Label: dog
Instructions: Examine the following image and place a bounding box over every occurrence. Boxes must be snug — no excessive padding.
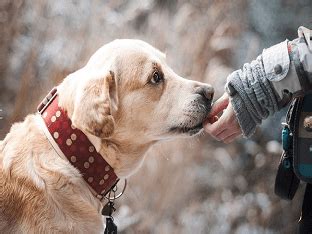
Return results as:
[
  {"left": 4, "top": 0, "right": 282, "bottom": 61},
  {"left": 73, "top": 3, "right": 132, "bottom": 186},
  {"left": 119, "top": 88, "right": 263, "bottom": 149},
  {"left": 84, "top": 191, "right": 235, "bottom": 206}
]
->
[{"left": 0, "top": 39, "right": 213, "bottom": 233}]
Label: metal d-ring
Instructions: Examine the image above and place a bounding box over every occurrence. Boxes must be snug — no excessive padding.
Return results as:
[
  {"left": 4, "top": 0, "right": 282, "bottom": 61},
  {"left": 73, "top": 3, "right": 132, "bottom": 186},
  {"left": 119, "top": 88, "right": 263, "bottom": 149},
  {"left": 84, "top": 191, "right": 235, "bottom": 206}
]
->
[{"left": 105, "top": 179, "right": 127, "bottom": 200}]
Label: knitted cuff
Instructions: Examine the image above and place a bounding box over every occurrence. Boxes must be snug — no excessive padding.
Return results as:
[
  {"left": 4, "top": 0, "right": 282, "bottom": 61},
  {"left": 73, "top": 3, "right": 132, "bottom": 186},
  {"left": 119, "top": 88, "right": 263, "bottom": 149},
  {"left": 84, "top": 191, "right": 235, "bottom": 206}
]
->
[
  {"left": 226, "top": 71, "right": 259, "bottom": 138},
  {"left": 229, "top": 93, "right": 257, "bottom": 138}
]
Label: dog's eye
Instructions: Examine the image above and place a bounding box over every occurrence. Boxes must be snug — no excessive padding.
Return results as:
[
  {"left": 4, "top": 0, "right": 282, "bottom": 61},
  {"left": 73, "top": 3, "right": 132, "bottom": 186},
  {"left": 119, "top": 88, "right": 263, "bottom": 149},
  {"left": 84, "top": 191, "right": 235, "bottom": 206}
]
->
[{"left": 151, "top": 71, "right": 163, "bottom": 84}]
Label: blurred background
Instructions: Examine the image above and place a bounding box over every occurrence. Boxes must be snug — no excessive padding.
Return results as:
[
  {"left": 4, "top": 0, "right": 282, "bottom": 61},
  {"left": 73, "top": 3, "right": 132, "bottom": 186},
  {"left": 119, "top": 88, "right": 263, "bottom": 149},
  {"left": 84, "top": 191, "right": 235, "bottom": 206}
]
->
[{"left": 1, "top": 0, "right": 311, "bottom": 233}]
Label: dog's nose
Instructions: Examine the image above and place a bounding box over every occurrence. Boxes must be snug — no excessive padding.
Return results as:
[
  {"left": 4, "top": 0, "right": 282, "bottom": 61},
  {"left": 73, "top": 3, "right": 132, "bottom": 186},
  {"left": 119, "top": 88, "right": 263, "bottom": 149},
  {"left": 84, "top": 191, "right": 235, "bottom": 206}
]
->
[{"left": 195, "top": 85, "right": 214, "bottom": 101}]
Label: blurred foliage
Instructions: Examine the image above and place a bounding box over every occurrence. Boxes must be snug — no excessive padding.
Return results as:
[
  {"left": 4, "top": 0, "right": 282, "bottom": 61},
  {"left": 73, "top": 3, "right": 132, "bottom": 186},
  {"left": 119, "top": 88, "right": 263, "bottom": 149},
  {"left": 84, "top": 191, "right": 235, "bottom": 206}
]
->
[{"left": 1, "top": 0, "right": 311, "bottom": 233}]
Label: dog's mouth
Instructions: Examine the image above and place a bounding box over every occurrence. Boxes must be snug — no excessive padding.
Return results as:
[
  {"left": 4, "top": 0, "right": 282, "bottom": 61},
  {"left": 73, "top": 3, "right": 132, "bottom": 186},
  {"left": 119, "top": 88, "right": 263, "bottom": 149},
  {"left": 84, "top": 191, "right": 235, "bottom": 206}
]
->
[
  {"left": 168, "top": 98, "right": 212, "bottom": 136},
  {"left": 169, "top": 122, "right": 204, "bottom": 136}
]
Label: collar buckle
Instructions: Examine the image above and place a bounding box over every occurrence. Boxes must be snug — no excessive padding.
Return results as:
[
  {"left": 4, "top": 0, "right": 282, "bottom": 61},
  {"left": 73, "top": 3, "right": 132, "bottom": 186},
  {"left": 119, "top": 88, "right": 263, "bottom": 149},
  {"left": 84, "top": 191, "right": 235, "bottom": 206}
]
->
[{"left": 37, "top": 87, "right": 58, "bottom": 114}]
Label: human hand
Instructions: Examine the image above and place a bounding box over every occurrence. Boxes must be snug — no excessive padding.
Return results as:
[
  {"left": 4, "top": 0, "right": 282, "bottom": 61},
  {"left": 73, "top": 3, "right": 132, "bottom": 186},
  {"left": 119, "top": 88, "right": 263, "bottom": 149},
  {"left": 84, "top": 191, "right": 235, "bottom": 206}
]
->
[{"left": 203, "top": 93, "right": 242, "bottom": 143}]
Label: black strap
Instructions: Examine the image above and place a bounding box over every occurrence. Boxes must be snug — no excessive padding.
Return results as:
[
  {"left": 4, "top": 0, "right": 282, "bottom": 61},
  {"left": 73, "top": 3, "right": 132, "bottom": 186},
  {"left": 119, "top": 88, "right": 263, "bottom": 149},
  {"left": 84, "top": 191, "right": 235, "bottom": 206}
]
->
[
  {"left": 274, "top": 98, "right": 300, "bottom": 200},
  {"left": 274, "top": 153, "right": 299, "bottom": 200},
  {"left": 299, "top": 183, "right": 312, "bottom": 234}
]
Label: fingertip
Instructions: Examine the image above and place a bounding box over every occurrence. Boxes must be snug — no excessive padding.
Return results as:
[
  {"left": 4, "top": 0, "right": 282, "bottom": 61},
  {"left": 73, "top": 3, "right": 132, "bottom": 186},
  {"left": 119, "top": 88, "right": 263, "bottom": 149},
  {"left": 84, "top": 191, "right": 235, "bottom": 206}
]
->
[
  {"left": 212, "top": 116, "right": 219, "bottom": 123},
  {"left": 208, "top": 95, "right": 229, "bottom": 117},
  {"left": 205, "top": 116, "right": 218, "bottom": 124}
]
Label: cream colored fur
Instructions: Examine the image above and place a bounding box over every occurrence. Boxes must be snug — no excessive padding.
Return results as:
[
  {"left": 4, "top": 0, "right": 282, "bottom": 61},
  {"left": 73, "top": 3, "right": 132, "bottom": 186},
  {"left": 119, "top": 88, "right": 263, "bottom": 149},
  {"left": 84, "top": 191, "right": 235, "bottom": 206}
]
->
[{"left": 0, "top": 39, "right": 213, "bottom": 233}]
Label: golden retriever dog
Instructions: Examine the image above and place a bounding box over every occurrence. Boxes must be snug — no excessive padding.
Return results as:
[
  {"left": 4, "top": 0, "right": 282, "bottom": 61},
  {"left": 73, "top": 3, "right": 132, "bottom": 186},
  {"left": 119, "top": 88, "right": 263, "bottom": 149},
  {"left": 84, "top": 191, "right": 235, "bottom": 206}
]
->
[{"left": 0, "top": 39, "right": 213, "bottom": 233}]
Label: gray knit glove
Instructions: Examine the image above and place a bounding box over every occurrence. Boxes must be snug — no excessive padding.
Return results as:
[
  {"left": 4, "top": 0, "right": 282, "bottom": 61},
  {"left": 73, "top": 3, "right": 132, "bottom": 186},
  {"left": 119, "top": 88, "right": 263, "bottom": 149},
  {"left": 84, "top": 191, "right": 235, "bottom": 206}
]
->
[{"left": 225, "top": 55, "right": 280, "bottom": 138}]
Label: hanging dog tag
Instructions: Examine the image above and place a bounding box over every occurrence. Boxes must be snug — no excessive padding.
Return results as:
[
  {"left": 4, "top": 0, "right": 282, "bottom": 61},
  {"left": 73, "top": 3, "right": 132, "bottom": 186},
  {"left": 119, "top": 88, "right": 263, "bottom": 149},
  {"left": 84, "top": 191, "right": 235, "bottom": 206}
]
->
[
  {"left": 102, "top": 201, "right": 117, "bottom": 234},
  {"left": 104, "top": 217, "right": 117, "bottom": 234},
  {"left": 102, "top": 201, "right": 116, "bottom": 216}
]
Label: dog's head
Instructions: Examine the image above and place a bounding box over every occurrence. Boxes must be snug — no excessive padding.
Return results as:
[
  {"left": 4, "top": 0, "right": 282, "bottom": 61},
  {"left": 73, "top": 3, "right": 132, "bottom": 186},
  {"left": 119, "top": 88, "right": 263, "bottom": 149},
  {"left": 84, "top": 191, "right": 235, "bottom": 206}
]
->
[{"left": 58, "top": 39, "right": 213, "bottom": 175}]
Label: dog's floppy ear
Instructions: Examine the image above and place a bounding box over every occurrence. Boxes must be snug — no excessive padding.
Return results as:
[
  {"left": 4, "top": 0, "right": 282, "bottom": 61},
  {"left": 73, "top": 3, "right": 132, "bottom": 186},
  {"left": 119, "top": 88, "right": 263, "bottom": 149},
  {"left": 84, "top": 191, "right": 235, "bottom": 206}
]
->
[{"left": 71, "top": 71, "right": 118, "bottom": 138}]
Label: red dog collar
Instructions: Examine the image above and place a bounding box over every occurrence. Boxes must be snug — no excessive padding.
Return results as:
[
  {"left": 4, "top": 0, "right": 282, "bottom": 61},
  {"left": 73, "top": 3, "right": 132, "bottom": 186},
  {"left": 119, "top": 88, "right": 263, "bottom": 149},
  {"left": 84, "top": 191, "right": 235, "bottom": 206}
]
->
[{"left": 37, "top": 88, "right": 119, "bottom": 199}]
